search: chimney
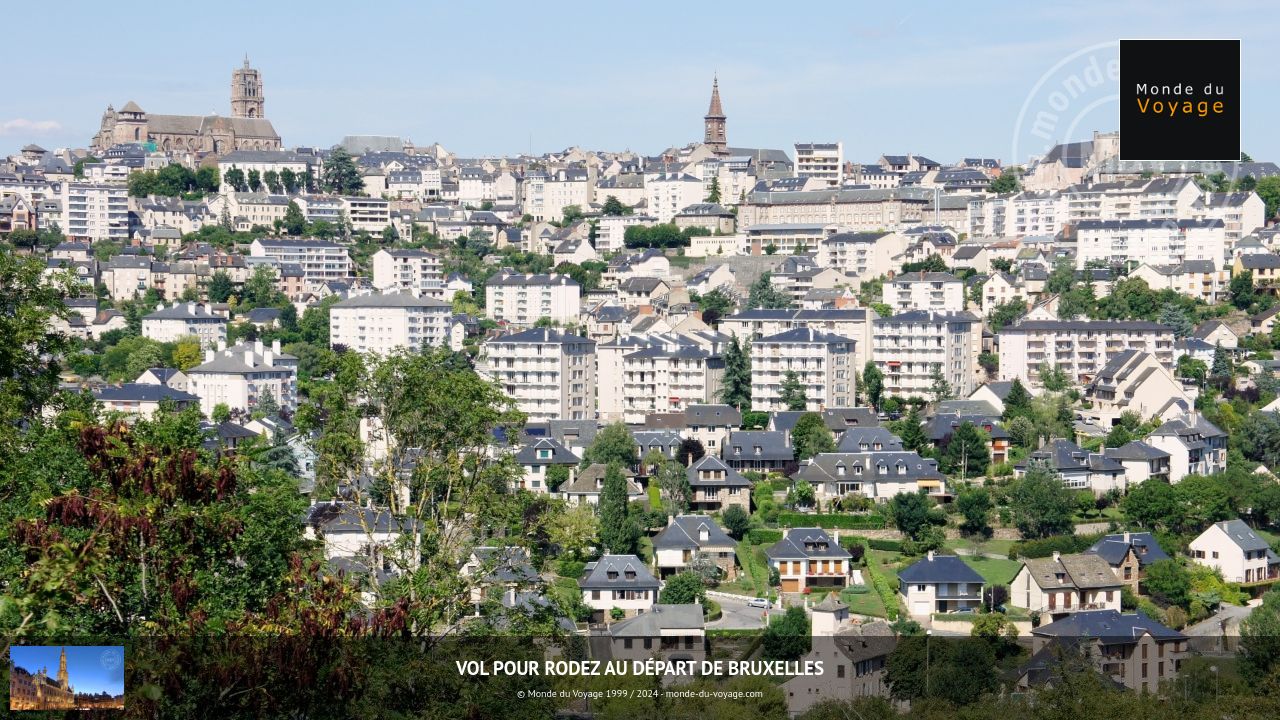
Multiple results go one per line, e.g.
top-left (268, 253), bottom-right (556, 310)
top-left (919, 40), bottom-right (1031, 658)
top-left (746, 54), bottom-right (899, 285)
top-left (832, 529), bottom-right (840, 544)
top-left (244, 350), bottom-right (254, 367)
top-left (1123, 531), bottom-right (1131, 544)
top-left (204, 350), bottom-right (214, 363)
top-left (156, 303), bottom-right (165, 311)
top-left (1052, 551), bottom-right (1061, 562)
top-left (187, 302), bottom-right (196, 315)
top-left (272, 339), bottom-right (281, 353)
top-left (217, 339), bottom-right (227, 351)
top-left (263, 350), bottom-right (275, 367)
top-left (255, 339), bottom-right (264, 354)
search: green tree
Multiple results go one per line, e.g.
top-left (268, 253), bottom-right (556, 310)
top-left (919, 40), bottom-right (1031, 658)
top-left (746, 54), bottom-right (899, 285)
top-left (747, 272), bottom-right (793, 309)
top-left (956, 487), bottom-right (993, 538)
top-left (211, 402), bottom-right (231, 424)
top-left (263, 169), bottom-right (282, 193)
top-left (889, 491), bottom-right (932, 540)
top-left (705, 176), bottom-right (722, 203)
top-left (1003, 378), bottom-right (1033, 421)
top-left (322, 147), bottom-right (364, 194)
top-left (656, 460), bottom-right (692, 513)
top-left (988, 297), bottom-right (1026, 332)
top-left (1010, 463), bottom-right (1075, 538)
top-left (599, 463), bottom-right (641, 554)
top-left (1239, 410), bottom-right (1280, 469)
top-left (1231, 269), bottom-right (1257, 310)
top-left (223, 167), bottom-right (247, 192)
top-left (762, 606), bottom-right (811, 661)
top-left (1211, 343), bottom-right (1233, 378)
top-left (601, 195), bottom-right (630, 216)
top-left (928, 366), bottom-right (953, 403)
top-left (548, 502), bottom-right (599, 559)
top-left (0, 253), bottom-right (71, 431)
top-left (862, 361), bottom-right (884, 410)
top-left (283, 201), bottom-right (307, 235)
top-left (988, 173), bottom-right (1020, 193)
top-left (694, 288), bottom-right (734, 326)
top-left (584, 422), bottom-right (637, 467)
top-left (1158, 303), bottom-right (1194, 338)
top-left (787, 479), bottom-right (816, 509)
top-left (171, 337), bottom-right (204, 372)
top-left (1008, 415), bottom-right (1038, 449)
top-left (1143, 559), bottom-right (1192, 609)
top-left (940, 421), bottom-right (990, 478)
top-left (247, 169), bottom-right (262, 192)
top-left (779, 371), bottom-right (808, 411)
top-left (1122, 478), bottom-right (1180, 530)
top-left (897, 405), bottom-right (928, 453)
top-left (719, 336), bottom-right (752, 410)
top-left (280, 167), bottom-right (298, 193)
top-left (1241, 588), bottom-right (1280, 687)
top-left (659, 571), bottom-right (707, 605)
top-left (241, 265), bottom-right (282, 308)
top-left (1256, 175), bottom-right (1280, 218)
top-left (721, 505), bottom-right (750, 539)
top-left (792, 412), bottom-right (835, 460)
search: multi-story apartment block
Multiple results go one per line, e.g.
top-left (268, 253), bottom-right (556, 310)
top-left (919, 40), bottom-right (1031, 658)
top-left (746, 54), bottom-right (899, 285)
top-left (141, 302), bottom-right (227, 348)
top-left (595, 214), bottom-right (657, 254)
top-left (737, 187), bottom-right (942, 233)
top-left (329, 292), bottom-right (451, 355)
top-left (188, 339), bottom-right (298, 416)
top-left (1130, 260), bottom-right (1230, 303)
top-left (1023, 610), bottom-right (1187, 694)
top-left (885, 272), bottom-right (965, 313)
top-left (1192, 191), bottom-right (1265, 247)
top-left (292, 194), bottom-right (343, 226)
top-left (645, 172), bottom-right (704, 223)
top-left (370, 248), bottom-right (444, 298)
top-left (484, 270), bottom-right (581, 326)
top-left (216, 150), bottom-right (316, 193)
top-left (967, 191), bottom-right (1065, 238)
top-left (249, 238), bottom-right (353, 285)
top-left (1075, 218), bottom-right (1226, 270)
top-left (997, 318), bottom-right (1175, 389)
top-left (522, 168), bottom-right (590, 223)
top-left (794, 142), bottom-right (844, 187)
top-left (618, 337), bottom-right (726, 424)
top-left (750, 328), bottom-right (855, 411)
top-left (343, 195), bottom-right (392, 233)
top-left (872, 310), bottom-right (979, 398)
top-left (61, 182), bottom-right (128, 240)
top-left (481, 328), bottom-right (596, 422)
top-left (817, 231), bottom-right (910, 280)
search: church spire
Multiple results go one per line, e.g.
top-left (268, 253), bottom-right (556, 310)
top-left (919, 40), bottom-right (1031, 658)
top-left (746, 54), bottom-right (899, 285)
top-left (57, 646), bottom-right (69, 690)
top-left (703, 75), bottom-right (727, 155)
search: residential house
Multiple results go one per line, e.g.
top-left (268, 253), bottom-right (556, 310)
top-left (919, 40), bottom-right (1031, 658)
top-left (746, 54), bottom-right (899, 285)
top-left (898, 551), bottom-right (985, 616)
top-left (765, 527), bottom-right (852, 593)
top-left (685, 455), bottom-right (751, 513)
top-left (793, 450), bottom-right (945, 504)
top-left (651, 515), bottom-right (737, 579)
top-left (1016, 438), bottom-right (1126, 496)
top-left (1189, 519), bottom-right (1280, 584)
top-left (925, 414), bottom-right (1011, 465)
top-left (1103, 441), bottom-right (1172, 488)
top-left (608, 604), bottom-right (706, 662)
top-left (558, 463), bottom-right (644, 506)
top-left (1021, 610), bottom-right (1186, 694)
top-left (684, 404), bottom-right (742, 454)
top-left (93, 383), bottom-right (200, 419)
top-left (186, 339), bottom-right (298, 416)
top-left (1086, 532), bottom-right (1171, 591)
top-left (579, 555), bottom-right (660, 621)
top-left (303, 501), bottom-right (420, 597)
top-left (1010, 552), bottom-right (1124, 618)
top-left (141, 302), bottom-right (227, 348)
top-left (135, 367), bottom-right (189, 392)
top-left (721, 430), bottom-right (795, 475)
top-left (1084, 350), bottom-right (1190, 428)
top-left (783, 615), bottom-right (895, 713)
top-left (513, 438), bottom-right (580, 493)
top-left (1144, 412), bottom-right (1227, 482)
top-left (458, 546), bottom-right (542, 616)
top-left (1234, 252), bottom-right (1280, 293)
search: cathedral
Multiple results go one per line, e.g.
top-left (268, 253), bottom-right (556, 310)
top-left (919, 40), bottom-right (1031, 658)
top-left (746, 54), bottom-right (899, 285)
top-left (91, 57), bottom-right (282, 156)
top-left (9, 647), bottom-right (75, 710)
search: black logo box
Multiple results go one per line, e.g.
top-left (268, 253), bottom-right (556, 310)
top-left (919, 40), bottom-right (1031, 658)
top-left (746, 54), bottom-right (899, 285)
top-left (1119, 39), bottom-right (1240, 161)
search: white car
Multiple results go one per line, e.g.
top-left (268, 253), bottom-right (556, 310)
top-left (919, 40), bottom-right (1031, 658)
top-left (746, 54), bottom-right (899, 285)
top-left (747, 597), bottom-right (772, 610)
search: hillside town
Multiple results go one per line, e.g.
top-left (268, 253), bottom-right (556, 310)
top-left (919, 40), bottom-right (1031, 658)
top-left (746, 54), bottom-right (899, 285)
top-left (8, 52), bottom-right (1280, 720)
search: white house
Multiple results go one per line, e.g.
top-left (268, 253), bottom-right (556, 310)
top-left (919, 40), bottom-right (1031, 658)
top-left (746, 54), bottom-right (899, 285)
top-left (1189, 519), bottom-right (1280, 584)
top-left (764, 527), bottom-right (851, 593)
top-left (141, 302), bottom-right (227, 348)
top-left (328, 292), bottom-right (451, 355)
top-left (579, 555), bottom-right (661, 621)
top-left (1010, 552), bottom-right (1123, 619)
top-left (897, 551), bottom-right (985, 616)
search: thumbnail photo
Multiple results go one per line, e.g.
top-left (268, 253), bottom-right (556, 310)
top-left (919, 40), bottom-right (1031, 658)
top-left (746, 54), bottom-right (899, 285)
top-left (9, 646), bottom-right (125, 711)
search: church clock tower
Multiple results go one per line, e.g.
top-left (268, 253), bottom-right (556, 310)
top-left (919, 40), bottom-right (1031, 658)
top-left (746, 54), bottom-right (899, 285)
top-left (231, 56), bottom-right (265, 119)
top-left (57, 647), bottom-right (69, 691)
top-left (704, 75), bottom-right (728, 155)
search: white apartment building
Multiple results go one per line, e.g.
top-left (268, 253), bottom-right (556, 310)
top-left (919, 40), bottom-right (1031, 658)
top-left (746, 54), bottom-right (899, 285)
top-left (141, 302), bottom-right (227, 348)
top-left (249, 238), bottom-right (353, 285)
top-left (645, 172), bottom-right (705, 223)
top-left (885, 272), bottom-right (965, 313)
top-left (595, 214), bottom-right (658, 254)
top-left (217, 150), bottom-right (315, 193)
top-left (61, 182), bottom-right (128, 240)
top-left (597, 332), bottom-right (724, 422)
top-left (292, 194), bottom-right (343, 226)
top-left (817, 231), bottom-right (910, 280)
top-left (794, 143), bottom-right (844, 187)
top-left (522, 168), bottom-right (590, 223)
top-left (967, 191), bottom-right (1065, 238)
top-left (1064, 178), bottom-right (1201, 224)
top-left (481, 328), bottom-right (596, 422)
top-left (485, 270), bottom-right (581, 326)
top-left (370, 248), bottom-right (444, 298)
top-left (188, 339), bottom-right (298, 416)
top-left (998, 318), bottom-right (1176, 389)
top-left (738, 186), bottom-right (943, 233)
top-left (750, 328), bottom-right (855, 411)
top-left (619, 337), bottom-right (725, 424)
top-left (343, 195), bottom-right (392, 233)
top-left (1075, 218), bottom-right (1226, 270)
top-left (1193, 191), bottom-right (1265, 247)
top-left (329, 292), bottom-right (451, 355)
top-left (872, 311), bottom-right (979, 399)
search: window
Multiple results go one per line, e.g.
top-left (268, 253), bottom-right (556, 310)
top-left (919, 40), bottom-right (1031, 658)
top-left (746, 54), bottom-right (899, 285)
top-left (916, 584), bottom-right (926, 592)
top-left (837, 665), bottom-right (846, 679)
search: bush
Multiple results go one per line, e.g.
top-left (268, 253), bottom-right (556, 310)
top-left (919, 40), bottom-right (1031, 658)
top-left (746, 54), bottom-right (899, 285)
top-left (748, 528), bottom-right (783, 545)
top-left (1008, 533), bottom-right (1102, 560)
top-left (842, 539), bottom-right (866, 564)
top-left (704, 599), bottom-right (722, 622)
top-left (557, 559), bottom-right (586, 579)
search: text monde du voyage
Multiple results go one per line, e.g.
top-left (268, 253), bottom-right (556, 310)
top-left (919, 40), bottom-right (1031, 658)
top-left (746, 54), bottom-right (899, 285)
top-left (1134, 82), bottom-right (1228, 118)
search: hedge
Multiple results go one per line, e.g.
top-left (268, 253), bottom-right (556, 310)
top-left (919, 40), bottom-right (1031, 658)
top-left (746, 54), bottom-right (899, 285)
top-left (867, 538), bottom-right (904, 553)
top-left (1008, 532), bottom-right (1104, 560)
top-left (849, 536), bottom-right (899, 620)
top-left (775, 512), bottom-right (888, 530)
top-left (557, 559), bottom-right (586, 579)
top-left (748, 528), bottom-right (783, 545)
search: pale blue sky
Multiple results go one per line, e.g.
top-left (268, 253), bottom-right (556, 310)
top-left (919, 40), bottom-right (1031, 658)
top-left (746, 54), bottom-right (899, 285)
top-left (3, 1), bottom-right (1274, 163)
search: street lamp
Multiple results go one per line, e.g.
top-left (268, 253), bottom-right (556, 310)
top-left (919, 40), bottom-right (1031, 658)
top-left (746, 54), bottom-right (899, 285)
top-left (1210, 664), bottom-right (1219, 700)
top-left (926, 629), bottom-right (933, 697)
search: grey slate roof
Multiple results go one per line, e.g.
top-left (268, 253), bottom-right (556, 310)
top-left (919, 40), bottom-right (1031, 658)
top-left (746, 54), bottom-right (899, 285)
top-left (1021, 553), bottom-right (1121, 591)
top-left (835, 427), bottom-right (903, 452)
top-left (94, 383), bottom-right (199, 403)
top-left (765, 528), bottom-right (852, 560)
top-left (651, 515), bottom-right (736, 550)
top-left (723, 431), bottom-right (792, 462)
top-left (685, 404), bottom-right (742, 427)
top-left (687, 455), bottom-right (752, 487)
top-left (898, 554), bottom-right (984, 584)
top-left (514, 438), bottom-right (580, 466)
top-left (1206, 519), bottom-right (1272, 552)
top-left (578, 555), bottom-right (660, 590)
top-left (1087, 532), bottom-right (1170, 567)
top-left (1032, 610), bottom-right (1184, 644)
top-left (609, 603), bottom-right (703, 637)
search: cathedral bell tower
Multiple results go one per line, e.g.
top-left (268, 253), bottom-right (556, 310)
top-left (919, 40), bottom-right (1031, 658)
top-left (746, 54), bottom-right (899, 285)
top-left (57, 646), bottom-right (69, 691)
top-left (231, 55), bottom-right (265, 119)
top-left (704, 75), bottom-right (728, 155)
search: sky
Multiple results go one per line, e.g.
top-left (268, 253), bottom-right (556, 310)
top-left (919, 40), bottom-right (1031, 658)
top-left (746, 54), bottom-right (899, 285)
top-left (9, 645), bottom-right (125, 696)
top-left (2, 1), bottom-right (1277, 163)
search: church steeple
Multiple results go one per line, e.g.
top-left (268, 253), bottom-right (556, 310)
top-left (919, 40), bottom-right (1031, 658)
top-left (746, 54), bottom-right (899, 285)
top-left (57, 647), bottom-right (69, 691)
top-left (704, 75), bottom-right (727, 155)
top-left (231, 57), bottom-right (265, 119)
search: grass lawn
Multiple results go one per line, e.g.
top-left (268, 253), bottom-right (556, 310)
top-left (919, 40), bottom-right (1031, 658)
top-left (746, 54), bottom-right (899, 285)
top-left (1073, 506), bottom-right (1125, 524)
top-left (666, 253), bottom-right (696, 268)
top-left (550, 577), bottom-right (579, 606)
top-left (961, 556), bottom-right (1022, 585)
top-left (718, 540), bottom-right (771, 597)
top-left (944, 536), bottom-right (1015, 558)
top-left (648, 485), bottom-right (661, 510)
top-left (638, 536), bottom-right (654, 564)
top-left (840, 587), bottom-right (888, 617)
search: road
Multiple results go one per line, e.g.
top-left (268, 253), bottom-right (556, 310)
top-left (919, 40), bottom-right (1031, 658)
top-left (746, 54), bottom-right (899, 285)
top-left (708, 594), bottom-right (781, 629)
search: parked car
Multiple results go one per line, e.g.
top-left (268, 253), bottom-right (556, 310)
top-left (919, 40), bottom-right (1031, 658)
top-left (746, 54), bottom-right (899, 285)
top-left (747, 597), bottom-right (772, 610)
